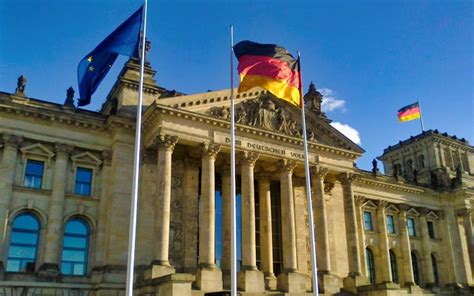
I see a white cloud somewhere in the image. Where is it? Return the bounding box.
[319,88,346,112]
[330,122,362,145]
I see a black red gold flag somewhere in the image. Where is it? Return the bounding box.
[233,40,301,107]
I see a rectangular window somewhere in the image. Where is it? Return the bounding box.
[427,221,435,239]
[387,215,396,234]
[407,218,416,236]
[74,167,93,196]
[24,160,44,189]
[364,211,374,231]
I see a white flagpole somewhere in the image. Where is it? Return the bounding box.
[125,1,147,295]
[418,100,425,132]
[229,25,238,296]
[297,51,320,296]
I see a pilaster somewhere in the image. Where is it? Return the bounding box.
[376,200,393,284]
[0,134,22,268]
[398,205,415,286]
[40,143,74,277]
[419,207,435,286]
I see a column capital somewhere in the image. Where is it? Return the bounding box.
[310,165,329,179]
[239,151,259,167]
[278,159,297,174]
[2,133,23,149]
[102,149,113,166]
[354,195,366,207]
[55,143,74,156]
[337,172,357,185]
[152,135,178,151]
[200,142,221,159]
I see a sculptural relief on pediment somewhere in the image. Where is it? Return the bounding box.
[207,94,317,140]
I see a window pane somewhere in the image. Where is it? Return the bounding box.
[61,262,72,274]
[76,168,92,182]
[65,220,88,235]
[73,264,85,275]
[62,250,86,262]
[10,232,38,245]
[364,211,373,231]
[63,236,87,249]
[13,214,39,230]
[387,215,395,233]
[6,260,20,272]
[26,160,44,176]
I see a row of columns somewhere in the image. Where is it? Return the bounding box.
[151,136,308,292]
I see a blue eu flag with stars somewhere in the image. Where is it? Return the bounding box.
[77,6,143,106]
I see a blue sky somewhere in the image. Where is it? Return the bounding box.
[1,0,472,170]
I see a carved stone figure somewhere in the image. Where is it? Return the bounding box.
[372,159,379,175]
[64,87,75,108]
[15,75,27,96]
[304,82,325,116]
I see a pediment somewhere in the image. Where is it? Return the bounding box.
[202,93,363,153]
[363,200,378,209]
[20,143,54,159]
[71,151,102,168]
[407,208,420,217]
[426,211,439,220]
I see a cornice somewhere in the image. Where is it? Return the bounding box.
[143,103,363,160]
[0,99,107,131]
[354,175,436,196]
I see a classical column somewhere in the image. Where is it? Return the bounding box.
[355,196,367,275]
[196,142,223,291]
[458,209,474,274]
[0,134,22,269]
[220,162,231,287]
[419,208,435,286]
[153,135,178,270]
[310,166,330,272]
[376,200,392,283]
[238,151,264,292]
[94,150,112,268]
[398,205,415,286]
[277,159,306,293]
[338,172,367,292]
[257,172,277,290]
[41,143,73,275]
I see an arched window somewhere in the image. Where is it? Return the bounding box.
[366,248,376,284]
[411,251,420,285]
[61,218,90,275]
[389,250,399,283]
[6,213,40,272]
[418,155,425,169]
[431,254,439,286]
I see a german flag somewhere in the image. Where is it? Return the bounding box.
[234,40,301,107]
[398,102,421,122]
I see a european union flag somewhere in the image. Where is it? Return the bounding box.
[77,6,143,106]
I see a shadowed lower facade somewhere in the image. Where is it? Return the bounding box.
[0,58,473,295]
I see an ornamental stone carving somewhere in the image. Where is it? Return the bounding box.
[324,181,335,195]
[15,75,27,96]
[151,135,178,151]
[2,134,23,149]
[102,150,112,166]
[310,166,329,179]
[55,143,74,156]
[377,200,389,209]
[207,93,317,139]
[337,172,357,185]
[354,195,366,207]
[200,142,221,158]
[278,159,297,173]
[239,151,259,167]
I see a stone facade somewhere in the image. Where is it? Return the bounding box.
[0,58,473,295]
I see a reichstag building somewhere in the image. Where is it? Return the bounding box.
[0,58,472,295]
